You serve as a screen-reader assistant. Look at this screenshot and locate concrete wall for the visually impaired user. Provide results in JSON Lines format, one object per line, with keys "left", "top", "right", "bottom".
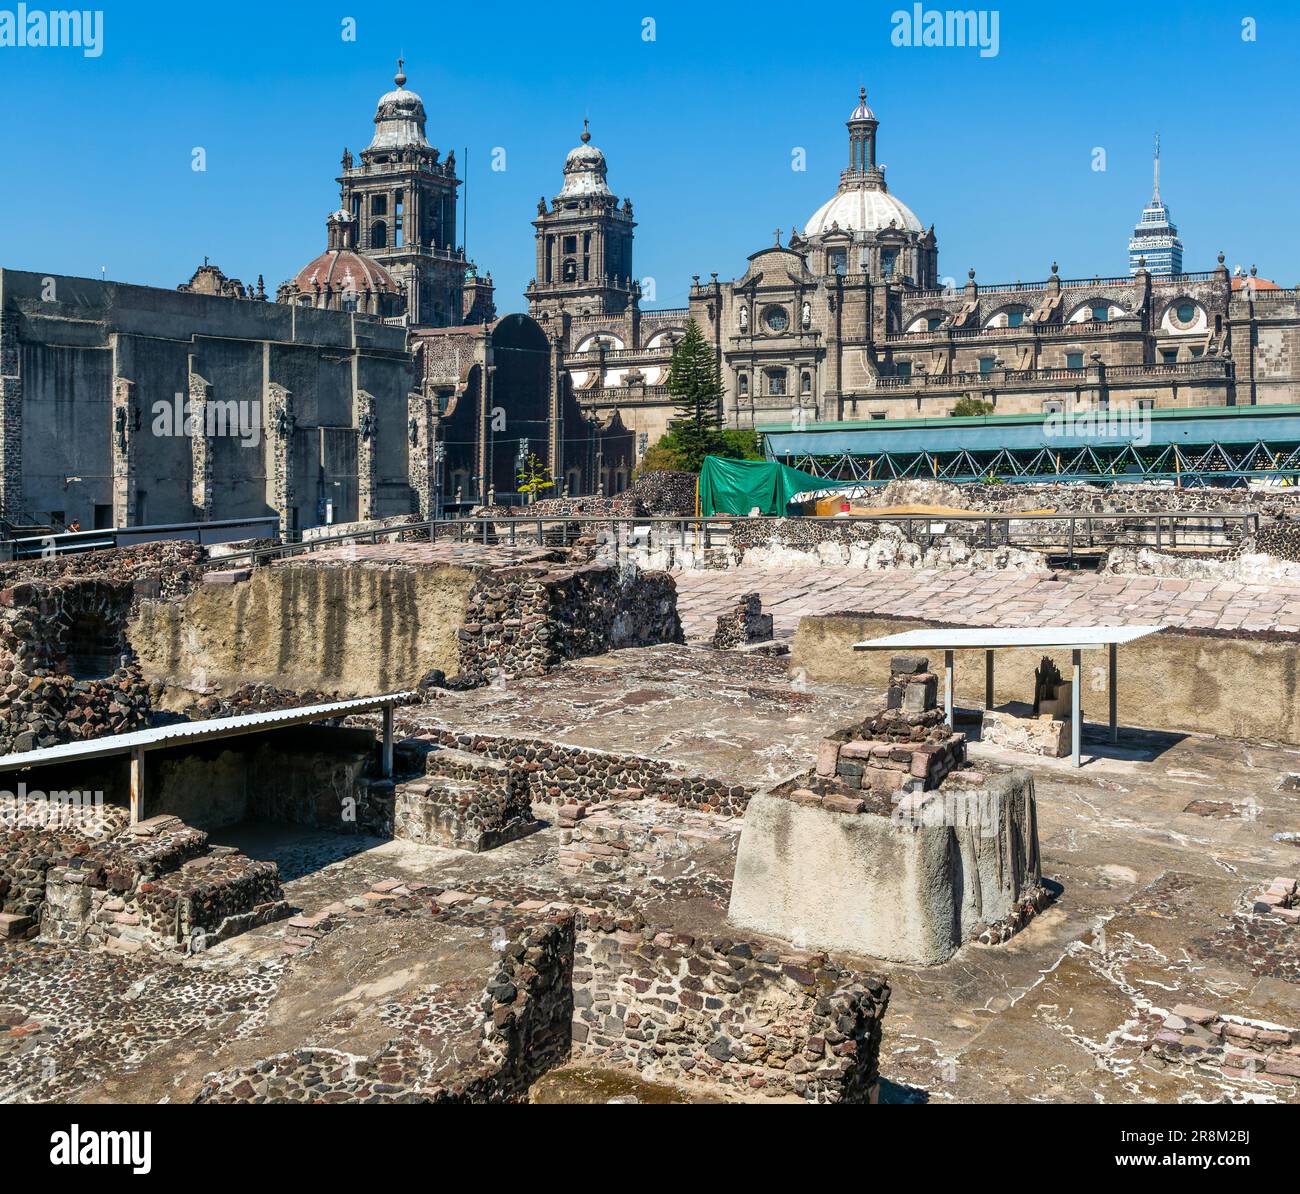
{"left": 128, "top": 563, "right": 478, "bottom": 698}
{"left": 792, "top": 614, "right": 1300, "bottom": 746}
{"left": 728, "top": 771, "right": 1038, "bottom": 965}
{"left": 0, "top": 268, "right": 414, "bottom": 531}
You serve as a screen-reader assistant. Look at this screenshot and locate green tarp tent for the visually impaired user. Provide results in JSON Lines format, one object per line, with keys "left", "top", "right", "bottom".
{"left": 696, "top": 455, "right": 848, "bottom": 516}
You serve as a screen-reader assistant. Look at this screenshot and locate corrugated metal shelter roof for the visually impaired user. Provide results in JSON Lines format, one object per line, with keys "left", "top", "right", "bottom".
{"left": 0, "top": 692, "right": 416, "bottom": 772}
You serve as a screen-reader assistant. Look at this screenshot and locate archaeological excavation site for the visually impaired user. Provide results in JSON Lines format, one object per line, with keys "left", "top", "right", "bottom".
{"left": 0, "top": 472, "right": 1298, "bottom": 1118}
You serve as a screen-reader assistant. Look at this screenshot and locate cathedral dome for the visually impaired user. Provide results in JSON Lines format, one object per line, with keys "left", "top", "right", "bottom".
{"left": 293, "top": 248, "right": 399, "bottom": 298}
{"left": 559, "top": 120, "right": 613, "bottom": 199}
{"left": 366, "top": 59, "right": 430, "bottom": 152}
{"left": 804, "top": 185, "right": 923, "bottom": 237}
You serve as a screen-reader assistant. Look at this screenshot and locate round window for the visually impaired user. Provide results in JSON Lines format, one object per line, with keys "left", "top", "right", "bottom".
{"left": 763, "top": 306, "right": 789, "bottom": 333}
{"left": 1176, "top": 301, "right": 1197, "bottom": 324}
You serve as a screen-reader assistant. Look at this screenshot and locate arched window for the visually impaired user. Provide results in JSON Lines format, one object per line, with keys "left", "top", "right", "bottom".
{"left": 801, "top": 371, "right": 812, "bottom": 394}
{"left": 370, "top": 221, "right": 388, "bottom": 249}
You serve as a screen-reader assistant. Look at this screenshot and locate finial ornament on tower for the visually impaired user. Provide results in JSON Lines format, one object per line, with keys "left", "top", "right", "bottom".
{"left": 581, "top": 117, "right": 591, "bottom": 144}
{"left": 395, "top": 56, "right": 406, "bottom": 88}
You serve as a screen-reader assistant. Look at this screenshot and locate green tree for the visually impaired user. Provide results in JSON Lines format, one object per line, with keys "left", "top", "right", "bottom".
{"left": 718, "top": 429, "right": 764, "bottom": 460}
{"left": 951, "top": 397, "right": 995, "bottom": 417}
{"left": 636, "top": 437, "right": 687, "bottom": 477}
{"left": 665, "top": 318, "right": 726, "bottom": 469}
{"left": 515, "top": 452, "right": 555, "bottom": 502}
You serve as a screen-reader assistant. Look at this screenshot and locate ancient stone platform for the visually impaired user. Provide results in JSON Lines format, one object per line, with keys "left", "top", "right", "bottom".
{"left": 2, "top": 646, "right": 1300, "bottom": 1105}
{"left": 673, "top": 566, "right": 1300, "bottom": 640}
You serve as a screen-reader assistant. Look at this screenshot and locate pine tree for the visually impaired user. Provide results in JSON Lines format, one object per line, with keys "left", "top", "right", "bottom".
{"left": 665, "top": 318, "right": 725, "bottom": 471}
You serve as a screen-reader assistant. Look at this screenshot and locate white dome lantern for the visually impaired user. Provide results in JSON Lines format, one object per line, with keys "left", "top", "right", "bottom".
{"left": 559, "top": 119, "right": 614, "bottom": 199}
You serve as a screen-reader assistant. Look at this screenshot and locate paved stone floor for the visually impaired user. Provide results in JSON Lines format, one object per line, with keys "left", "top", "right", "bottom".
{"left": 672, "top": 567, "right": 1300, "bottom": 640}
{"left": 2, "top": 646, "right": 1299, "bottom": 1104}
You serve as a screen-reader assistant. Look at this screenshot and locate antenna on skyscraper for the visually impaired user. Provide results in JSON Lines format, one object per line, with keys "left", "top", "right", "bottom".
{"left": 1152, "top": 132, "right": 1161, "bottom": 202}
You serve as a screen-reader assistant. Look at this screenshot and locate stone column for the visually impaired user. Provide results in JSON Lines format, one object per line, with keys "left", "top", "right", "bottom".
{"left": 188, "top": 364, "right": 213, "bottom": 521}
{"left": 355, "top": 388, "right": 377, "bottom": 520}
{"left": 267, "top": 384, "right": 295, "bottom": 539}
{"left": 548, "top": 332, "right": 563, "bottom": 481}
{"left": 407, "top": 394, "right": 435, "bottom": 517}
{"left": 111, "top": 376, "right": 137, "bottom": 527}
{"left": 0, "top": 312, "right": 22, "bottom": 519}
{"left": 478, "top": 362, "right": 495, "bottom": 502}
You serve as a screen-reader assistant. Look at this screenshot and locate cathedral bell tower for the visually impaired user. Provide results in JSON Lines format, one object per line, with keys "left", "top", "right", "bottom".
{"left": 339, "top": 60, "right": 466, "bottom": 326}
{"left": 526, "top": 120, "right": 636, "bottom": 320}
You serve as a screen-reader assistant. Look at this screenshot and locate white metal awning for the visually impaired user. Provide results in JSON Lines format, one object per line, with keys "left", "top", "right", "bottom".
{"left": 852, "top": 626, "right": 1165, "bottom": 653}
{"left": 852, "top": 626, "right": 1166, "bottom": 767}
{"left": 0, "top": 691, "right": 416, "bottom": 771}
{"left": 0, "top": 691, "right": 416, "bottom": 820}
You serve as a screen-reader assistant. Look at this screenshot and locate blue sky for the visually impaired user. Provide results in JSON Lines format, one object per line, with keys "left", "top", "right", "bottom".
{"left": 0, "top": 0, "right": 1295, "bottom": 308}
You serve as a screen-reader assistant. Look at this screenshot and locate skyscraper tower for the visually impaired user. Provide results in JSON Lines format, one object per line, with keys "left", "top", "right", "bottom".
{"left": 1128, "top": 134, "right": 1184, "bottom": 276}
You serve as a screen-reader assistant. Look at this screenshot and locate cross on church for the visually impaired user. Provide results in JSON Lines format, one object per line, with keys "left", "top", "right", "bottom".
{"left": 774, "top": 228, "right": 782, "bottom": 246}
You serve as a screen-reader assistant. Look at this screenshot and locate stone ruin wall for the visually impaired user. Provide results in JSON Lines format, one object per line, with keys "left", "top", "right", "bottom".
{"left": 194, "top": 901, "right": 890, "bottom": 1105}
{"left": 474, "top": 470, "right": 698, "bottom": 520}
{"left": 409, "top": 726, "right": 752, "bottom": 817}
{"left": 729, "top": 653, "right": 1047, "bottom": 964}
{"left": 451, "top": 557, "right": 681, "bottom": 688}
{"left": 42, "top": 814, "right": 287, "bottom": 956}
{"left": 572, "top": 920, "right": 889, "bottom": 1103}
{"left": 6, "top": 808, "right": 288, "bottom": 955}
{"left": 0, "top": 577, "right": 152, "bottom": 754}
{"left": 391, "top": 743, "right": 538, "bottom": 852}
{"left": 129, "top": 561, "right": 480, "bottom": 701}
{"left": 128, "top": 552, "right": 682, "bottom": 703}
{"left": 874, "top": 478, "right": 1300, "bottom": 519}
{"left": 196, "top": 912, "right": 578, "bottom": 1104}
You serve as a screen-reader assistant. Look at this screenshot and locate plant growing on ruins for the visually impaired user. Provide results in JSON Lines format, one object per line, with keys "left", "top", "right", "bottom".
{"left": 665, "top": 318, "right": 727, "bottom": 470}
{"left": 516, "top": 452, "right": 556, "bottom": 501}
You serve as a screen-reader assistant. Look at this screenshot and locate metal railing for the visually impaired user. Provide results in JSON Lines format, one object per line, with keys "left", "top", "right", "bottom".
{"left": 202, "top": 509, "right": 1261, "bottom": 570}
{"left": 3, "top": 516, "right": 281, "bottom": 561}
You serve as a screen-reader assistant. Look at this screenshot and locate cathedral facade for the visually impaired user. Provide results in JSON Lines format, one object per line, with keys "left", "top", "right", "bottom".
{"left": 540, "top": 91, "right": 1300, "bottom": 462}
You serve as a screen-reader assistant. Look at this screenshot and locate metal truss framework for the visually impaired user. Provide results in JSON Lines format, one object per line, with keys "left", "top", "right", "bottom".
{"left": 778, "top": 439, "right": 1300, "bottom": 488}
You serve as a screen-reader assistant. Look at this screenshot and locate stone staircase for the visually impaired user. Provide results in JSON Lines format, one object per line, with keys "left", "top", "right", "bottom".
{"left": 390, "top": 740, "right": 538, "bottom": 852}
{"left": 40, "top": 814, "right": 290, "bottom": 956}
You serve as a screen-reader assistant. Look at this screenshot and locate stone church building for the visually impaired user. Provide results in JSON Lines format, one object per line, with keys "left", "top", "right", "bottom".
{"left": 547, "top": 90, "right": 1300, "bottom": 462}
{"left": 3, "top": 74, "right": 1299, "bottom": 535}
{"left": 0, "top": 65, "right": 627, "bottom": 536}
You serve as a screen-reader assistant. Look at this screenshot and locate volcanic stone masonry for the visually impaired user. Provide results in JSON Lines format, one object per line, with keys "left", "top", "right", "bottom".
{"left": 729, "top": 653, "right": 1046, "bottom": 964}
{"left": 1150, "top": 1001, "right": 1300, "bottom": 1086}
{"left": 572, "top": 921, "right": 889, "bottom": 1102}
{"left": 405, "top": 726, "right": 752, "bottom": 816}
{"left": 391, "top": 742, "right": 539, "bottom": 852}
{"left": 712, "top": 592, "right": 773, "bottom": 649}
{"left": 452, "top": 555, "right": 682, "bottom": 687}
{"left": 0, "top": 577, "right": 152, "bottom": 754}
{"left": 193, "top": 885, "right": 890, "bottom": 1105}
{"left": 1252, "top": 874, "right": 1300, "bottom": 924}
{"left": 4, "top": 811, "right": 288, "bottom": 954}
